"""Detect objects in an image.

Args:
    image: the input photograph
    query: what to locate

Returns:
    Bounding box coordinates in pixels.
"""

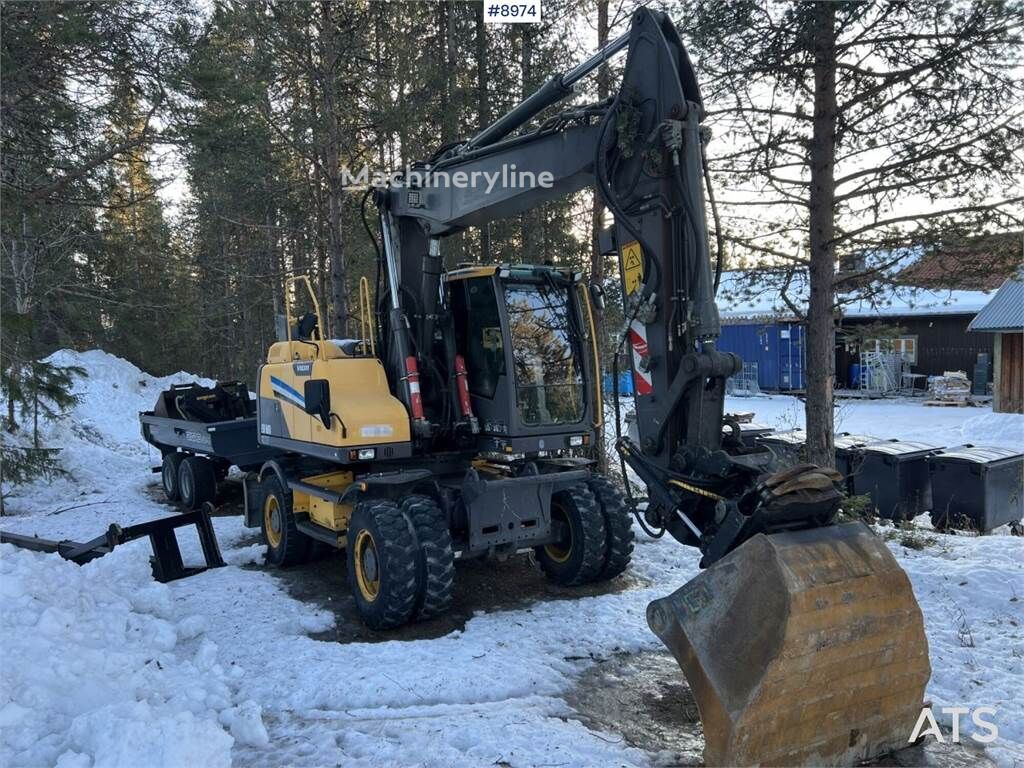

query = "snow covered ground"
[722,391,1023,451]
[1,350,1021,767]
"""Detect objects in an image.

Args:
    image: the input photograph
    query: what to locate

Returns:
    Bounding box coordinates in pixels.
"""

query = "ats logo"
[909,706,998,744]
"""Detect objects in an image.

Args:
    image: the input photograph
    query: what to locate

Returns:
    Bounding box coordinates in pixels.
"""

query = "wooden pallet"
[923,399,970,407]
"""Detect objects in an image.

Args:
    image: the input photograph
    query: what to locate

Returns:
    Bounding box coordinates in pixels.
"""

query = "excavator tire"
[347,498,419,630]
[586,474,635,579]
[261,475,311,567]
[401,494,455,620]
[536,484,606,586]
[646,521,930,767]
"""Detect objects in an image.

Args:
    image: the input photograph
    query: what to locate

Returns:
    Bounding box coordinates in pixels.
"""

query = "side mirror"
[589,283,606,312]
[303,379,331,428]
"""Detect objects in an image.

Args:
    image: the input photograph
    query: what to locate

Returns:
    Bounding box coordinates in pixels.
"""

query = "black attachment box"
[834,433,883,494]
[756,429,806,467]
[852,440,940,520]
[927,445,1023,532]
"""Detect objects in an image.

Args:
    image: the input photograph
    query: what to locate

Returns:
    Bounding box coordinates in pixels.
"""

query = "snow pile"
[0,542,270,768]
[2,349,213,524]
[45,349,214,448]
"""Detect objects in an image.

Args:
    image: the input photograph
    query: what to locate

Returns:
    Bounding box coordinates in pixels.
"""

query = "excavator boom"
[375,8,930,765]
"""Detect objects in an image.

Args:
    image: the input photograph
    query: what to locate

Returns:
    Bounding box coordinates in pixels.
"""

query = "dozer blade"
[646,522,930,767]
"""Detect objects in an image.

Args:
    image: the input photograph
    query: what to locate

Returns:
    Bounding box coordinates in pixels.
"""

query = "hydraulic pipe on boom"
[459,30,631,154]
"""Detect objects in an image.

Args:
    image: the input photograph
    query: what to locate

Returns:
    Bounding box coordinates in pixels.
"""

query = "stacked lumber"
[925,370,971,406]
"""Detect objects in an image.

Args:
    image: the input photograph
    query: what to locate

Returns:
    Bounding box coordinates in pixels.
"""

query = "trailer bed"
[140,412,281,470]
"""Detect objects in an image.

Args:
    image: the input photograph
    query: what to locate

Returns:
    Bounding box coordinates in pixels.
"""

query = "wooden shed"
[969,278,1024,413]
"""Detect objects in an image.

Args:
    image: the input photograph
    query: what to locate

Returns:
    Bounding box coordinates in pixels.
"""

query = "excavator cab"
[446,264,600,457]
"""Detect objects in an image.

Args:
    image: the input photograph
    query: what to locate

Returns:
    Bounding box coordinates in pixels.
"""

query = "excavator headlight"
[350,448,376,461]
[568,435,585,447]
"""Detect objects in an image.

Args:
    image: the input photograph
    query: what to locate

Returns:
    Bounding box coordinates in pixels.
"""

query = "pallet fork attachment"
[0,505,226,583]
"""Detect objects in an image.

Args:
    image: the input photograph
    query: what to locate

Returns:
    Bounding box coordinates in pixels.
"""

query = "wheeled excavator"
[238,8,931,765]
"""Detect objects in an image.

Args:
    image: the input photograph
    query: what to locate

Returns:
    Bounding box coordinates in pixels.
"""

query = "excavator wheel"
[536,484,606,586]
[647,521,931,767]
[401,494,455,620]
[346,498,420,629]
[261,475,311,567]
[586,474,635,579]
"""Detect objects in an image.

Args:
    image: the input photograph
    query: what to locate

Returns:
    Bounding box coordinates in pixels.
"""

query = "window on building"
[869,336,918,364]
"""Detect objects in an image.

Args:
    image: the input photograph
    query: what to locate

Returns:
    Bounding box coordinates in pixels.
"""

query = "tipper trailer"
[140,381,283,509]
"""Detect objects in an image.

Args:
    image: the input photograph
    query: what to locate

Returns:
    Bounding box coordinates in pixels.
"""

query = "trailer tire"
[536,484,606,586]
[261,475,310,566]
[587,474,635,579]
[178,456,217,510]
[402,495,455,620]
[161,453,185,502]
[347,499,419,629]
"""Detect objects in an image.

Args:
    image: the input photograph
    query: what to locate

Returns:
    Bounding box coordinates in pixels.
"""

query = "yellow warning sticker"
[621,241,643,295]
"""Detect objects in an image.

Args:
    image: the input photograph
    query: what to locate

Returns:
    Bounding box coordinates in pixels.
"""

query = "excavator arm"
[375,8,930,765]
[378,7,840,562]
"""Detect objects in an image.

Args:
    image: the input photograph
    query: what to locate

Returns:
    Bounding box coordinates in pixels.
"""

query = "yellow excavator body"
[648,522,930,766]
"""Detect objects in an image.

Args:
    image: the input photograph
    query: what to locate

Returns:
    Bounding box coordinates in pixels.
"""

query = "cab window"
[452,277,505,399]
[504,281,584,426]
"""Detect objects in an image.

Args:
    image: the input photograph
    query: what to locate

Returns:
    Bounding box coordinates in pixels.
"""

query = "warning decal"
[628,319,654,395]
[621,241,643,295]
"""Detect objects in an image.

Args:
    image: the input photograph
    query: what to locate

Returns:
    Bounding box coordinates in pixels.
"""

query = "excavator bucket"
[646,522,930,767]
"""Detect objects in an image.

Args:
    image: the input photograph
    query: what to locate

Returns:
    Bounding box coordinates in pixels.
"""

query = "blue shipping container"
[719,322,806,391]
[602,371,634,396]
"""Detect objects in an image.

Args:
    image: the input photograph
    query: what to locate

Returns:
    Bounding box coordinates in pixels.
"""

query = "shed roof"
[968,278,1024,332]
[841,288,994,319]
[717,270,994,323]
[896,232,1022,291]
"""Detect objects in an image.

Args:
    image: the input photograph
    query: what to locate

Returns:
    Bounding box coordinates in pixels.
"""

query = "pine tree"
[676,0,1024,466]
[0,349,84,515]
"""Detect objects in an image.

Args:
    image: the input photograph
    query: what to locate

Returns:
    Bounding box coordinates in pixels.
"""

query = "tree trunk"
[438,1,457,145]
[475,4,491,263]
[519,27,542,258]
[590,0,609,472]
[805,1,838,468]
[320,1,347,337]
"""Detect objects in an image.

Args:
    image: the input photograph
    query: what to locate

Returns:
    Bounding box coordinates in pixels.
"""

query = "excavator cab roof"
[446,263,581,284]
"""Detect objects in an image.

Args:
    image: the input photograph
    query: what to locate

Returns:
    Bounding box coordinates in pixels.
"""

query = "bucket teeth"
[647,522,930,767]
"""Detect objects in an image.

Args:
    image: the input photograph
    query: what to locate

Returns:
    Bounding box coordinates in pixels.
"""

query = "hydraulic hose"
[701,141,725,295]
[594,104,661,298]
